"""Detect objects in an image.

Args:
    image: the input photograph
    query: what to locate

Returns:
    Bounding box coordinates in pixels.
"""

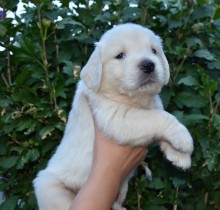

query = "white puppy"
[33,23,193,210]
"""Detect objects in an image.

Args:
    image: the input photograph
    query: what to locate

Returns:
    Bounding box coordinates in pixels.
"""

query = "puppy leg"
[93,104,193,169]
[93,104,193,156]
[112,180,129,210]
[112,170,136,210]
[33,170,76,210]
[141,162,152,181]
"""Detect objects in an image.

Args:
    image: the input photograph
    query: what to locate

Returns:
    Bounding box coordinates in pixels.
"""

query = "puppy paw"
[163,120,194,155]
[112,202,123,210]
[141,162,152,181]
[160,141,192,169]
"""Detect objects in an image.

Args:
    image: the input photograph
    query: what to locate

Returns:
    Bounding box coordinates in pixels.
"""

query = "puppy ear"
[156,35,170,85]
[80,44,102,92]
[161,52,170,85]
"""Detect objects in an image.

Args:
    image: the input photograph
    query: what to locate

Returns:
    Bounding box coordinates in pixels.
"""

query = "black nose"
[139,60,155,74]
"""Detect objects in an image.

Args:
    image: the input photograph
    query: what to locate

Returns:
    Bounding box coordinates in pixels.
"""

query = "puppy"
[33,23,193,210]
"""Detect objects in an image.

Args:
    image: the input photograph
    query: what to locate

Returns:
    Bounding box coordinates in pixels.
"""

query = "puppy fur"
[33,23,193,210]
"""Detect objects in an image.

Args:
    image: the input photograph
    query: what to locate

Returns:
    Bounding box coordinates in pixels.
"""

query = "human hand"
[91,126,148,185]
[69,126,147,210]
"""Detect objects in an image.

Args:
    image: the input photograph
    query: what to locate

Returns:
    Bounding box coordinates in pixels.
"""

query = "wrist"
[69,166,121,210]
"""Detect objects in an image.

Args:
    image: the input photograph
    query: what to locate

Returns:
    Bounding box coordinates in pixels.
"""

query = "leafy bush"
[0,0,219,209]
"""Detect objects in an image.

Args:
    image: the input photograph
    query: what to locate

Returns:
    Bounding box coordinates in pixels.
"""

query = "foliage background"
[0,0,220,209]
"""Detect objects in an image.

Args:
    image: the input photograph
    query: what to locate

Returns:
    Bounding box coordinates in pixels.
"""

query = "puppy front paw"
[163,119,194,155]
[158,116,194,169]
[160,141,192,169]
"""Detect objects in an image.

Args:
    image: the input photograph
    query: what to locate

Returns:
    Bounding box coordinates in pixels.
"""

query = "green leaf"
[95,12,112,22]
[15,69,30,85]
[156,15,167,25]
[215,93,220,101]
[39,126,55,139]
[63,61,74,76]
[214,8,220,19]
[26,149,40,162]
[214,19,220,26]
[175,92,208,108]
[58,51,72,64]
[207,60,220,70]
[24,123,37,135]
[3,0,19,11]
[177,75,199,86]
[186,37,203,48]
[11,87,37,104]
[213,115,220,128]
[0,99,13,107]
[0,196,18,210]
[13,37,42,63]
[0,23,7,37]
[0,156,19,169]
[17,149,40,169]
[16,119,35,132]
[192,4,215,20]
[212,190,220,207]
[56,17,85,29]
[0,142,7,155]
[122,7,141,21]
[172,111,184,122]
[170,177,186,188]
[147,178,165,189]
[184,114,209,125]
[194,49,215,61]
[161,88,175,108]
[13,52,35,63]
[42,142,56,156]
[207,154,216,172]
[168,20,182,29]
[60,0,71,7]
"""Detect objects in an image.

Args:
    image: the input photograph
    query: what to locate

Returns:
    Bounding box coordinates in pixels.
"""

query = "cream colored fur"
[33,23,193,210]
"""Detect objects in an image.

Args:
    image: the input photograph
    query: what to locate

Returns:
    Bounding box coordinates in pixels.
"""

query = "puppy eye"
[115,52,125,59]
[152,48,157,54]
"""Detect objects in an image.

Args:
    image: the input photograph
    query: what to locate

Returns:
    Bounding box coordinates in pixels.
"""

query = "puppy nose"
[139,60,155,74]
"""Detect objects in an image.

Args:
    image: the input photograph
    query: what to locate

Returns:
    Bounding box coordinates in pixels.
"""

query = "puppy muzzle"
[139,59,155,74]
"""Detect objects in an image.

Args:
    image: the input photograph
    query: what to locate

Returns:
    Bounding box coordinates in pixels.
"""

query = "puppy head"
[81,23,169,95]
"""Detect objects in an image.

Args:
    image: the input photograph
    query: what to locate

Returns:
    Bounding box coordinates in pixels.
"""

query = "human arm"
[69,127,147,210]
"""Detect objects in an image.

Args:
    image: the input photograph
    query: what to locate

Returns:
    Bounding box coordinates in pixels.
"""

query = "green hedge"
[0,0,220,209]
